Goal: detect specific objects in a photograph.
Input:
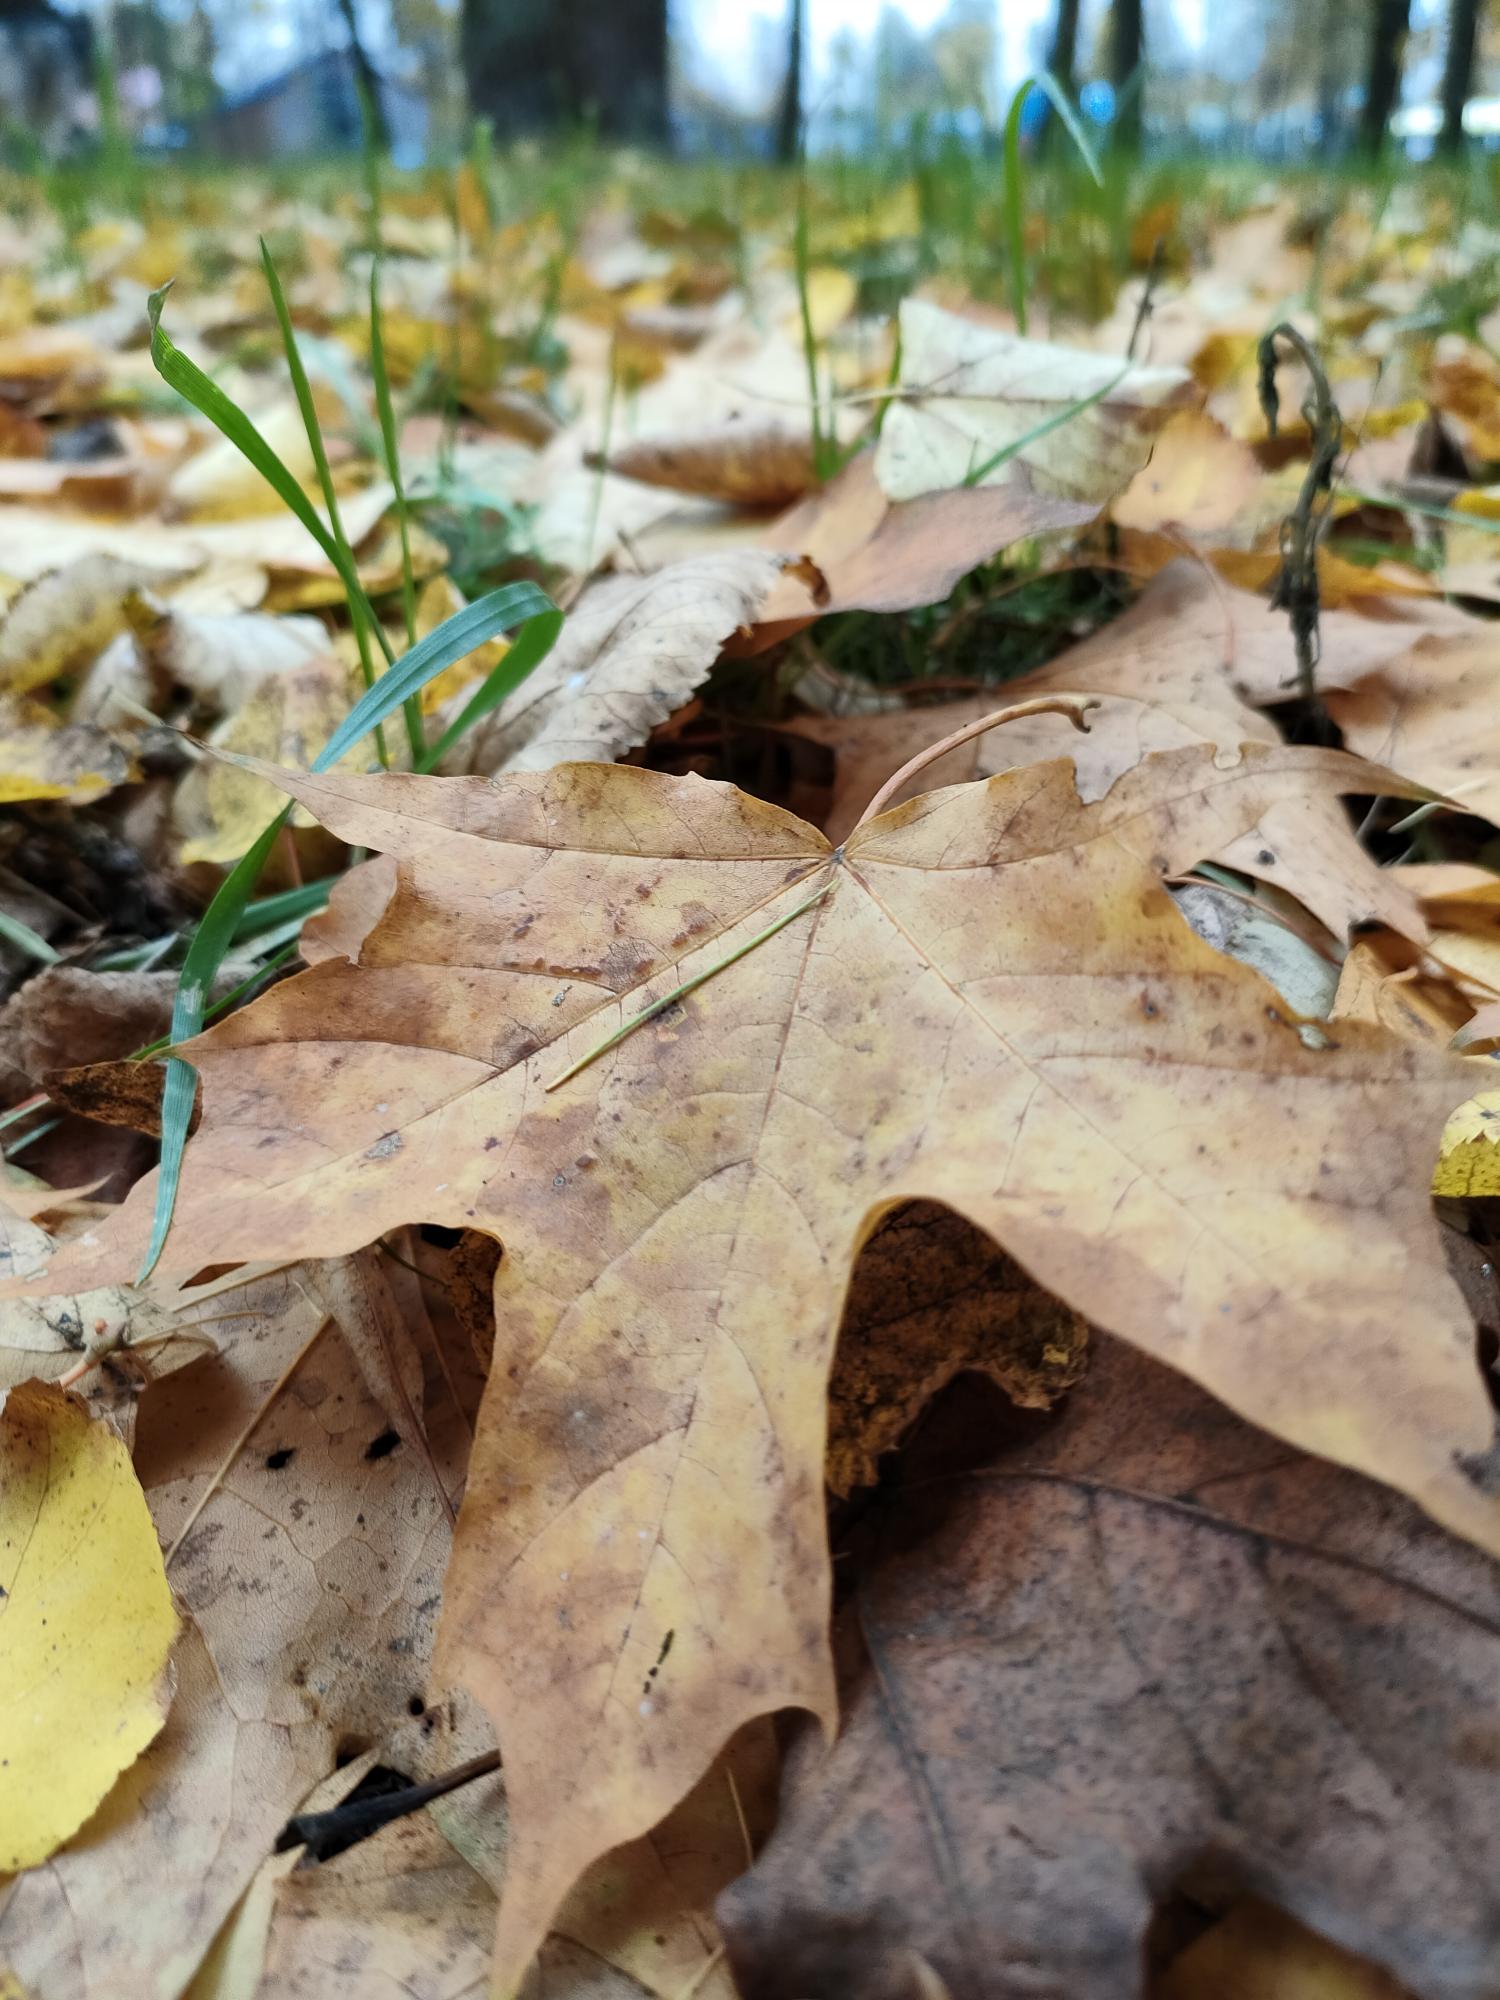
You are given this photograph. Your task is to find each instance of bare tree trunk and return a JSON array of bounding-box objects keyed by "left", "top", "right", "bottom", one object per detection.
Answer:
[
  {"left": 1048, "top": 0, "right": 1082, "bottom": 98},
  {"left": 775, "top": 0, "right": 804, "bottom": 163},
  {"left": 1439, "top": 0, "right": 1483, "bottom": 155},
  {"left": 335, "top": 0, "right": 389, "bottom": 151},
  {"left": 1109, "top": 0, "right": 1144, "bottom": 150},
  {"left": 460, "top": 0, "right": 668, "bottom": 143},
  {"left": 1359, "top": 0, "right": 1411, "bottom": 155}
]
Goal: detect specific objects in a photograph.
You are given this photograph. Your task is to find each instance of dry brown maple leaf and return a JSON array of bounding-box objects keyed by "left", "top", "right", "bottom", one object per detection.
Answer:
[
  {"left": 22, "top": 743, "right": 1494, "bottom": 1987},
  {"left": 787, "top": 563, "right": 1438, "bottom": 942},
  {"left": 718, "top": 1334, "right": 1500, "bottom": 2000}
]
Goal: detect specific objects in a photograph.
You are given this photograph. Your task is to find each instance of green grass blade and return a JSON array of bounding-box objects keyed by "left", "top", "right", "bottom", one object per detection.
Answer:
[
  {"left": 147, "top": 284, "right": 369, "bottom": 597},
  {"left": 416, "top": 603, "right": 565, "bottom": 772},
  {"left": 261, "top": 240, "right": 412, "bottom": 766},
  {"left": 136, "top": 808, "right": 288, "bottom": 1283},
  {"left": 370, "top": 261, "right": 419, "bottom": 651},
  {"left": 234, "top": 878, "right": 335, "bottom": 942},
  {"left": 1004, "top": 72, "right": 1105, "bottom": 336},
  {"left": 963, "top": 361, "right": 1131, "bottom": 487},
  {"left": 0, "top": 907, "right": 61, "bottom": 965},
  {"left": 793, "top": 171, "right": 831, "bottom": 480},
  {"left": 322, "top": 583, "right": 557, "bottom": 772}
]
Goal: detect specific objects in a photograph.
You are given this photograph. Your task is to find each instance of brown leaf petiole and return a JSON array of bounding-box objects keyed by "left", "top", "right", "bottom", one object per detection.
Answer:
[{"left": 852, "top": 693, "right": 1098, "bottom": 829}]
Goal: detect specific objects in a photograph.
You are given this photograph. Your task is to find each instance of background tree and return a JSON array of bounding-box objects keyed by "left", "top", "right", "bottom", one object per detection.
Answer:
[
  {"left": 775, "top": 0, "right": 804, "bottom": 164},
  {"left": 335, "top": 0, "right": 389, "bottom": 150},
  {"left": 1440, "top": 0, "right": 1483, "bottom": 155},
  {"left": 459, "top": 0, "right": 668, "bottom": 143},
  {"left": 1109, "top": 0, "right": 1145, "bottom": 149},
  {"left": 1359, "top": 0, "right": 1412, "bottom": 154},
  {"left": 1048, "top": 0, "right": 1082, "bottom": 99}
]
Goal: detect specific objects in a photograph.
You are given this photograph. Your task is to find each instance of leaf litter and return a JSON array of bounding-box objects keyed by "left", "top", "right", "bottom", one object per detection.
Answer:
[{"left": 2, "top": 152, "right": 1500, "bottom": 2000}]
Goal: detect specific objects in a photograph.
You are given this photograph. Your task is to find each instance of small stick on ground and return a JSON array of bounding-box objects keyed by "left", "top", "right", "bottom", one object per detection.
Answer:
[{"left": 276, "top": 1748, "right": 501, "bottom": 1864}]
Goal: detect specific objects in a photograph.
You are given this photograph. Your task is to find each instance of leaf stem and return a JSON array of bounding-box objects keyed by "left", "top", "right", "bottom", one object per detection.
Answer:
[{"left": 852, "top": 694, "right": 1097, "bottom": 829}]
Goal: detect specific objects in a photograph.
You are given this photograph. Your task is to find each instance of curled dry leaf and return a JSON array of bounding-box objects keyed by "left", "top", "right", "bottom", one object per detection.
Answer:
[
  {"left": 719, "top": 1336, "right": 1500, "bottom": 2000},
  {"left": 0, "top": 696, "right": 137, "bottom": 806},
  {"left": 1111, "top": 407, "right": 1264, "bottom": 536},
  {"left": 0, "top": 1379, "right": 179, "bottom": 1872},
  {"left": 748, "top": 448, "right": 1097, "bottom": 645},
  {"left": 75, "top": 603, "right": 333, "bottom": 731},
  {"left": 590, "top": 421, "right": 816, "bottom": 509},
  {"left": 174, "top": 649, "right": 355, "bottom": 866},
  {"left": 876, "top": 299, "right": 1193, "bottom": 504},
  {"left": 17, "top": 744, "right": 1492, "bottom": 1986},
  {"left": 0, "top": 554, "right": 176, "bottom": 696},
  {"left": 438, "top": 550, "right": 788, "bottom": 776}
]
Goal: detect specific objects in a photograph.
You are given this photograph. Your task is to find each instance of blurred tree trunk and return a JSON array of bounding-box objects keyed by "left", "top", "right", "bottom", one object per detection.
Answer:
[
  {"left": 1048, "top": 0, "right": 1081, "bottom": 97},
  {"left": 1109, "top": 0, "right": 1144, "bottom": 149},
  {"left": 775, "top": 0, "right": 804, "bottom": 163},
  {"left": 1359, "top": 0, "right": 1411, "bottom": 154},
  {"left": 460, "top": 0, "right": 668, "bottom": 142},
  {"left": 1439, "top": 0, "right": 1483, "bottom": 155},
  {"left": 335, "top": 0, "right": 389, "bottom": 151}
]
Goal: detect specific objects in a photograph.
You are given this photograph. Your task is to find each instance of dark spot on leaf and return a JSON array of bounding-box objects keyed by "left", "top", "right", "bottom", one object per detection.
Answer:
[
  {"left": 264, "top": 1446, "right": 295, "bottom": 1471},
  {"left": 365, "top": 1429, "right": 402, "bottom": 1461}
]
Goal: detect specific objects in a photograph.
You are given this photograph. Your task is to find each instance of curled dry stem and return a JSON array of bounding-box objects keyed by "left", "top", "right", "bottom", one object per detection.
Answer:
[
  {"left": 852, "top": 694, "right": 1098, "bottom": 829},
  {"left": 1257, "top": 323, "right": 1341, "bottom": 707}
]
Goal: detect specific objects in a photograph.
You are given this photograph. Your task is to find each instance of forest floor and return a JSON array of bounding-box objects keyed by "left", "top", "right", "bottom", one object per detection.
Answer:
[{"left": 3, "top": 140, "right": 1500, "bottom": 2000}]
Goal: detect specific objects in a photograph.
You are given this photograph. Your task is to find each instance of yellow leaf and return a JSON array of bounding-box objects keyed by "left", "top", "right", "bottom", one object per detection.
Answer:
[
  {"left": 0, "top": 1379, "right": 178, "bottom": 1871},
  {"left": 779, "top": 266, "right": 856, "bottom": 343},
  {"left": 0, "top": 695, "right": 136, "bottom": 806},
  {"left": 1433, "top": 1090, "right": 1500, "bottom": 1197},
  {"left": 1112, "top": 409, "right": 1262, "bottom": 535}
]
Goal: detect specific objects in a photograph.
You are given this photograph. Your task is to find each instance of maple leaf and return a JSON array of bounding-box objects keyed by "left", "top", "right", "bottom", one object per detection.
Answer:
[
  {"left": 786, "top": 563, "right": 1432, "bottom": 943},
  {"left": 20, "top": 739, "right": 1493, "bottom": 1985},
  {"left": 718, "top": 1334, "right": 1500, "bottom": 2000}
]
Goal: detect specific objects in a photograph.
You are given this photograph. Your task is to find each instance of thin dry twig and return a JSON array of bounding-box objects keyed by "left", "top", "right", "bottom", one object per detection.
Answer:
[{"left": 1257, "top": 323, "right": 1341, "bottom": 708}]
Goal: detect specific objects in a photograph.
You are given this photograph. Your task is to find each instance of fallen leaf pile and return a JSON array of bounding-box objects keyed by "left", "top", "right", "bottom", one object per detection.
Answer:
[{"left": 5, "top": 154, "right": 1500, "bottom": 2000}]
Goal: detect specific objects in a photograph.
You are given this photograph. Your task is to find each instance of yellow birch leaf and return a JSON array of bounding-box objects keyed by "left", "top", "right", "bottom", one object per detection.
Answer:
[{"left": 0, "top": 1379, "right": 178, "bottom": 1871}]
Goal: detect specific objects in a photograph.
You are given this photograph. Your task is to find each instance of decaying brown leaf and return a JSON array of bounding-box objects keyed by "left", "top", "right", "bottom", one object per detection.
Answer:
[
  {"left": 0, "top": 1253, "right": 461, "bottom": 2000},
  {"left": 827, "top": 1199, "right": 1088, "bottom": 1495},
  {"left": 438, "top": 550, "right": 788, "bottom": 775},
  {"left": 18, "top": 741, "right": 1490, "bottom": 1985},
  {"left": 749, "top": 448, "right": 1096, "bottom": 644},
  {"left": 590, "top": 421, "right": 816, "bottom": 508},
  {"left": 719, "top": 1335, "right": 1500, "bottom": 2000}
]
